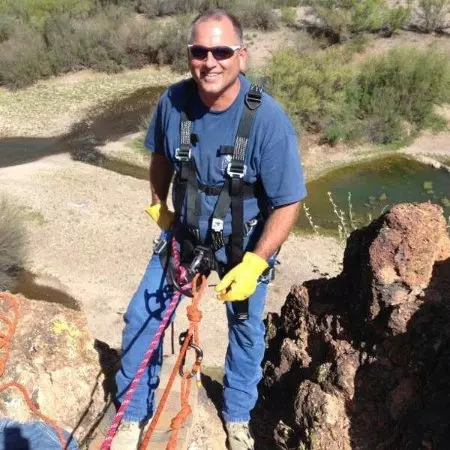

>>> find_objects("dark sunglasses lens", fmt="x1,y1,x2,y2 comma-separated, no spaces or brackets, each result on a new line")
189,46,236,60
190,46,208,59
211,47,235,60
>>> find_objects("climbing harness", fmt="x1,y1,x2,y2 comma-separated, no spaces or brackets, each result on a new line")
172,82,265,320
101,237,206,450
0,292,67,449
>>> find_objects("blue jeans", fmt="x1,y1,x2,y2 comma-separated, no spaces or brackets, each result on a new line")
115,251,269,423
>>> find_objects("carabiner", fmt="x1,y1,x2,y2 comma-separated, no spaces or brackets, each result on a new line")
179,333,204,379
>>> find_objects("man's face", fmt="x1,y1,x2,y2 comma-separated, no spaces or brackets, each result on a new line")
188,17,247,100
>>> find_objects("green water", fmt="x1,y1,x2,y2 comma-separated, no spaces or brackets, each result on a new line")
297,155,450,235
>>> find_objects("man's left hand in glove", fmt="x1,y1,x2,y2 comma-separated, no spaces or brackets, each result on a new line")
215,252,269,301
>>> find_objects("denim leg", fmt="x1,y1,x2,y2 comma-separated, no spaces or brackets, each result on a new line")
222,281,268,423
115,252,175,422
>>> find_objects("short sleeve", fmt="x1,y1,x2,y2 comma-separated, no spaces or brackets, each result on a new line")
259,130,307,207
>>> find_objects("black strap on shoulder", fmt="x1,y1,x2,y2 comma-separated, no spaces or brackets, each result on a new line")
173,83,201,241
209,84,263,319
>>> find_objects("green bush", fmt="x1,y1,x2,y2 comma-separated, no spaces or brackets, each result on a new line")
267,45,450,145
302,0,411,42
156,17,190,72
417,0,450,32
0,14,16,42
280,6,297,27
137,0,204,16
267,46,353,131
353,46,450,143
231,0,279,30
0,23,52,88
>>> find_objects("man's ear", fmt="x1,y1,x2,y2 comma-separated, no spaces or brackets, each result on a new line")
239,47,248,73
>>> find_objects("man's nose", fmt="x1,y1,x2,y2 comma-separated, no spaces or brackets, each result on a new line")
205,51,217,67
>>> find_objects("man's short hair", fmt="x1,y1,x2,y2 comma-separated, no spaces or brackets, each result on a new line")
188,9,244,46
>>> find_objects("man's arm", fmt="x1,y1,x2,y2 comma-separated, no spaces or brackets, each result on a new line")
149,153,174,204
215,201,300,300
253,202,301,261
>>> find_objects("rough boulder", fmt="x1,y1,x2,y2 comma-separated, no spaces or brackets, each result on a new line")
262,203,450,449
0,294,110,447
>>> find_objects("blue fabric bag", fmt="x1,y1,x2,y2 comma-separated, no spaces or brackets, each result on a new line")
0,419,78,450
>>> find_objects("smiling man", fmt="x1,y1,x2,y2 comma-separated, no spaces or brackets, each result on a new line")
112,8,306,450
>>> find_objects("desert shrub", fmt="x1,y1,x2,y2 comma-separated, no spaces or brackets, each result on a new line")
272,0,301,5
0,14,16,42
416,0,450,32
231,0,279,30
0,196,26,291
267,45,450,145
353,46,450,143
68,6,132,72
137,0,207,16
156,16,190,72
266,46,353,131
3,0,93,29
301,0,411,42
0,23,52,88
280,6,297,27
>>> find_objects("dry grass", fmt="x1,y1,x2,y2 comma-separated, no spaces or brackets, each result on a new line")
0,66,183,138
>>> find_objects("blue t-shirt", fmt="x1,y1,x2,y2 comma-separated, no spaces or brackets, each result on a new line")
145,74,306,242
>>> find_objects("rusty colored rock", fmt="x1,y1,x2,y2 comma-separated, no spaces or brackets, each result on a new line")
262,203,450,450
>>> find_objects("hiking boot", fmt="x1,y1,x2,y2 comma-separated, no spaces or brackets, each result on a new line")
225,422,255,450
110,420,141,450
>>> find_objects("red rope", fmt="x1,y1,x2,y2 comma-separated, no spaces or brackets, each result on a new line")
101,237,196,450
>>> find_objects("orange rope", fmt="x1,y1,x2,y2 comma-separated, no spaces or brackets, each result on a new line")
0,292,67,449
139,274,207,450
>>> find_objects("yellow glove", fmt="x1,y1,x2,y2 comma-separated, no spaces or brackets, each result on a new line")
215,252,269,301
145,202,174,231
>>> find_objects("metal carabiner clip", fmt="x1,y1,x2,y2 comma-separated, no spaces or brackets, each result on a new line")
179,333,204,379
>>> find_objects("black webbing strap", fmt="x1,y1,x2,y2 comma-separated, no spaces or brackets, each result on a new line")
175,106,201,241
229,84,263,266
214,84,263,320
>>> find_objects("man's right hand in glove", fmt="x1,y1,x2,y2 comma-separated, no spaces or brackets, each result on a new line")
145,202,174,231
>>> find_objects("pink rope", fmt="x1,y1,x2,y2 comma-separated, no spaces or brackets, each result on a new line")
101,237,191,450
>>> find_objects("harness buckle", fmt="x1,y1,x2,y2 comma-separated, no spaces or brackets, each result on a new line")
189,248,205,274
244,217,258,235
227,160,246,179
153,237,167,254
259,266,275,283
245,86,263,110
211,218,224,232
175,146,191,162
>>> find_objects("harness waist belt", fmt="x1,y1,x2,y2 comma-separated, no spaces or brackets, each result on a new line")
197,180,260,198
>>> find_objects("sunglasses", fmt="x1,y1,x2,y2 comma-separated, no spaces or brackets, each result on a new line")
188,44,241,61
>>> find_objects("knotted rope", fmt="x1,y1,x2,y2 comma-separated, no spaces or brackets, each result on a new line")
139,273,206,450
